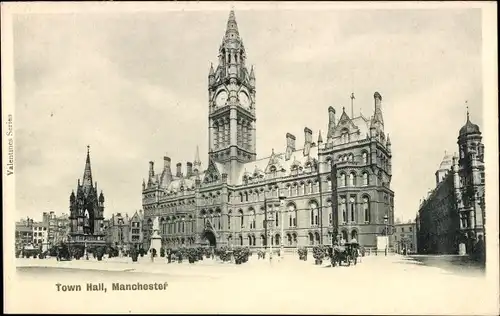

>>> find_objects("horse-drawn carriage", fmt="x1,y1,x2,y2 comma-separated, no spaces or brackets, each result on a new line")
328,240,360,267
56,243,71,261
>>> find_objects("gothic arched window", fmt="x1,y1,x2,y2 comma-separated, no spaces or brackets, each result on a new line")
238,209,244,228
349,197,355,223
341,198,347,223
249,208,256,229
363,172,369,186
310,201,319,225
349,173,355,186
288,204,297,227
363,197,370,223
362,152,368,164
340,173,346,187
341,129,349,144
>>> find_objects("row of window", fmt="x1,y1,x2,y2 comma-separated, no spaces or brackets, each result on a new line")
235,176,372,204
220,229,360,247
223,199,372,230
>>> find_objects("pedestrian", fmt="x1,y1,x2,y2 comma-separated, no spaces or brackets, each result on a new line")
473,235,485,263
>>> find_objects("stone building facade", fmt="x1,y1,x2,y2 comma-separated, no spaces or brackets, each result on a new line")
416,111,485,255
42,211,70,246
68,146,106,247
129,210,145,250
32,221,48,249
393,221,417,254
106,213,130,251
142,10,395,250
15,217,34,250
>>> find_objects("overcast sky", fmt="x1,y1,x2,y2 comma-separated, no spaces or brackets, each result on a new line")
12,5,483,223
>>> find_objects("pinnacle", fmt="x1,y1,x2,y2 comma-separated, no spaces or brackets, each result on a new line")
82,146,93,195
225,9,240,40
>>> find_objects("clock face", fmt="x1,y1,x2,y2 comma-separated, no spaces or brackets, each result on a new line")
215,91,228,107
239,91,250,109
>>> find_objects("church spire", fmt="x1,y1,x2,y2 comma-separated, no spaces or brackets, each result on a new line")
82,145,93,195
193,145,202,173
225,9,240,40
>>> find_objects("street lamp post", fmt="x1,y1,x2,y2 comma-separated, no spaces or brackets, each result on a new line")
384,214,389,256
279,192,286,260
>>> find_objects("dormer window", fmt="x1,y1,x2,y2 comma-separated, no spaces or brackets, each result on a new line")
341,129,349,144
269,165,277,178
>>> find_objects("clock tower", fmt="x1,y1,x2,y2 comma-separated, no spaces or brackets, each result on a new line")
208,9,256,183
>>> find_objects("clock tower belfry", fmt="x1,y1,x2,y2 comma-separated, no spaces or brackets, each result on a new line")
208,9,256,183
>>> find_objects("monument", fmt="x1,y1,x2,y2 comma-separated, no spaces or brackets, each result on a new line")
148,216,162,254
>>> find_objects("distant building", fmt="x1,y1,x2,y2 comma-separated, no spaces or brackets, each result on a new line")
417,111,485,255
129,210,145,250
32,221,48,250
42,211,70,246
15,217,34,250
393,221,417,254
68,146,106,247
107,213,130,251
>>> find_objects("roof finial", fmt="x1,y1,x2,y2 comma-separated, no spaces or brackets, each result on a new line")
87,145,90,155
350,92,355,118
466,100,470,121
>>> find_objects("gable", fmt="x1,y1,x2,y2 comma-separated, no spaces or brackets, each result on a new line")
336,111,358,132
203,158,222,183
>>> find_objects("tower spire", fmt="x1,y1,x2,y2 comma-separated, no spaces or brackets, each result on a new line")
194,146,202,173
225,9,240,40
318,130,323,144
82,145,93,195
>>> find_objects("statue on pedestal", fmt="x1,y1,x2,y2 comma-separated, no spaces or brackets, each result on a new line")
149,216,162,255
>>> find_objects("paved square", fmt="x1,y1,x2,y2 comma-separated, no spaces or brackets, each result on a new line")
13,254,491,314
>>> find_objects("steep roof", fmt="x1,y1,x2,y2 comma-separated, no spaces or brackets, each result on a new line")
233,145,319,186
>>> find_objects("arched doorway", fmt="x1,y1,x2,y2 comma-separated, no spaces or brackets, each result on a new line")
202,230,217,247
341,230,348,242
351,230,358,241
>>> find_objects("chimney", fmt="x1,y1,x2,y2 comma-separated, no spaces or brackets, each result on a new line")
163,156,171,169
374,92,382,109
327,107,336,139
303,127,313,156
176,163,182,177
186,162,193,177
304,127,312,146
285,133,296,161
149,161,154,177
